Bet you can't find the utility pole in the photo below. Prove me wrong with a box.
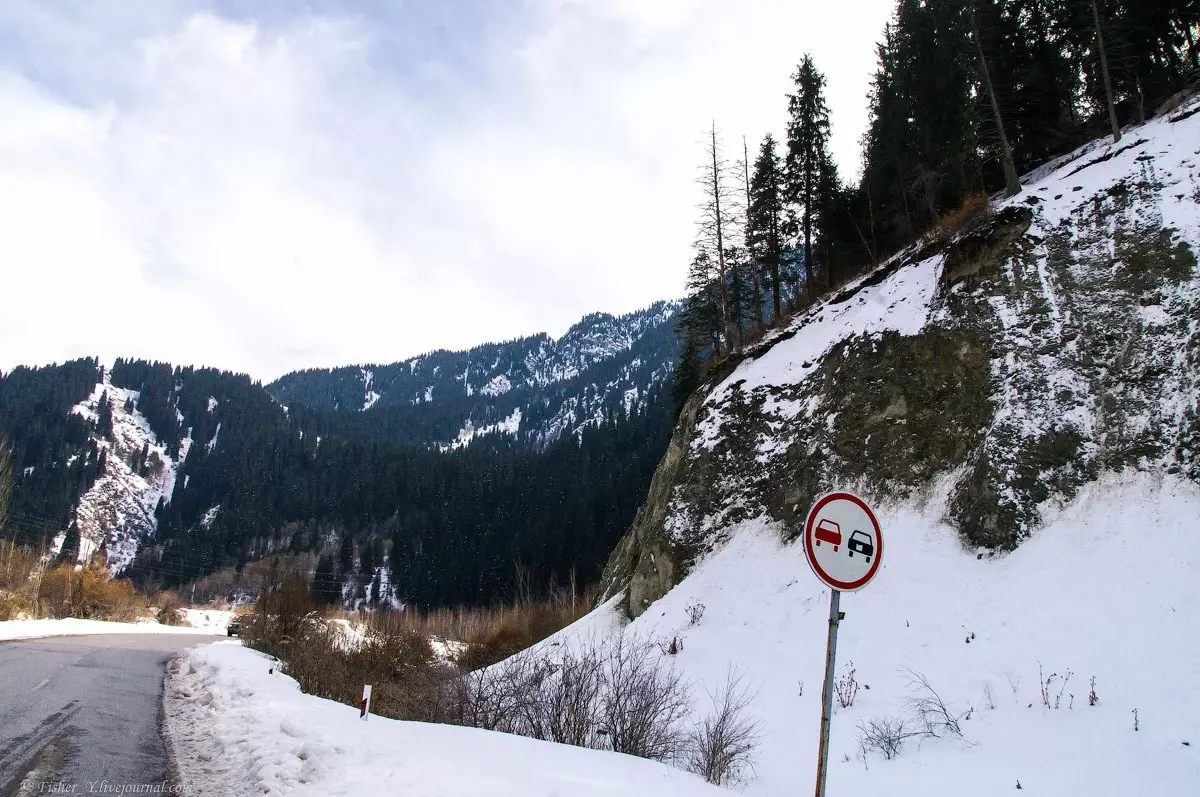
[971,5,1021,197]
[1092,0,1122,142]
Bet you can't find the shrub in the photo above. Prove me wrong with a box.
[834,662,859,708]
[858,717,916,760]
[903,668,964,738]
[599,636,693,761]
[684,670,761,786]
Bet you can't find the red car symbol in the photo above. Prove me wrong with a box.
[815,519,842,552]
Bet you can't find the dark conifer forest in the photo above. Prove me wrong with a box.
[678,0,1200,381]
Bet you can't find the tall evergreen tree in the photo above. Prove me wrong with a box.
[785,55,836,301]
[748,134,786,323]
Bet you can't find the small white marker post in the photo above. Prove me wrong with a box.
[360,684,372,721]
[803,492,884,797]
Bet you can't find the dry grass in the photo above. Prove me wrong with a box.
[930,192,992,248]
[368,583,600,670]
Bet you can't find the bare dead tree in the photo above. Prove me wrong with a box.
[697,122,735,354]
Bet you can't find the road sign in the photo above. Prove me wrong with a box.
[804,491,883,592]
[803,491,884,797]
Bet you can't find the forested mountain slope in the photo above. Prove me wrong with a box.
[0,302,681,607]
[269,301,681,450]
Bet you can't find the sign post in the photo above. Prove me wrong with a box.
[803,492,883,797]
[361,684,372,721]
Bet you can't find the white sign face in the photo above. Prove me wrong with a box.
[803,492,883,591]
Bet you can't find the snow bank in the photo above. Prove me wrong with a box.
[165,642,725,797]
[179,608,237,631]
[579,472,1200,796]
[0,617,225,641]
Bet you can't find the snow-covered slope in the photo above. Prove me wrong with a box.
[578,106,1200,794]
[570,472,1200,796]
[58,379,189,572]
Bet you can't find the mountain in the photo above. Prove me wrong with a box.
[569,104,1200,795]
[269,300,682,451]
[0,301,682,607]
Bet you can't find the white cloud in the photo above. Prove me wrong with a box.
[0,1,894,381]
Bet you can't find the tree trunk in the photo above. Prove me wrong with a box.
[971,7,1021,197]
[1092,0,1121,143]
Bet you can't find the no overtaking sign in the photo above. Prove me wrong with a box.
[803,491,883,591]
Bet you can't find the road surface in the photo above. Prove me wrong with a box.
[0,634,220,797]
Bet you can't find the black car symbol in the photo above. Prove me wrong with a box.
[848,530,874,563]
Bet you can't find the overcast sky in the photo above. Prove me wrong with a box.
[0,0,894,382]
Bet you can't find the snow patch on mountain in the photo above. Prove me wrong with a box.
[61,379,187,573]
[481,374,512,396]
[440,408,523,452]
[361,368,380,410]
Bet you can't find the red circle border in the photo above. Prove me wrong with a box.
[803,491,883,591]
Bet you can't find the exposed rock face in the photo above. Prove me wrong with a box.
[603,118,1200,619]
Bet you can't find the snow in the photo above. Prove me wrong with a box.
[694,254,942,452]
[0,617,225,641]
[439,408,522,451]
[179,608,237,631]
[165,642,725,797]
[206,422,221,453]
[552,472,1200,797]
[360,368,381,410]
[481,373,512,396]
[207,396,219,413]
[200,504,221,529]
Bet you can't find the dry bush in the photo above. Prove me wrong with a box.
[930,192,991,247]
[154,590,186,625]
[903,668,965,738]
[0,543,39,619]
[37,560,148,621]
[600,636,692,762]
[858,716,916,760]
[834,662,859,708]
[684,670,761,786]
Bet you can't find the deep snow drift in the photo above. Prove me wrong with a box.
[165,642,725,797]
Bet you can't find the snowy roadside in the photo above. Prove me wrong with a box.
[164,642,727,797]
[0,616,229,641]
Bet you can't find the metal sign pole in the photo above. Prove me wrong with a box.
[814,588,842,797]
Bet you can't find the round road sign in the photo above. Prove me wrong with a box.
[803,492,883,591]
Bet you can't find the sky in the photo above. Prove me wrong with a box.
[0,0,895,382]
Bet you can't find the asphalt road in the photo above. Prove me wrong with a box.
[0,634,220,797]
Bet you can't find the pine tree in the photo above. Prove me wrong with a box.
[97,391,114,440]
[785,55,836,302]
[748,134,787,323]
